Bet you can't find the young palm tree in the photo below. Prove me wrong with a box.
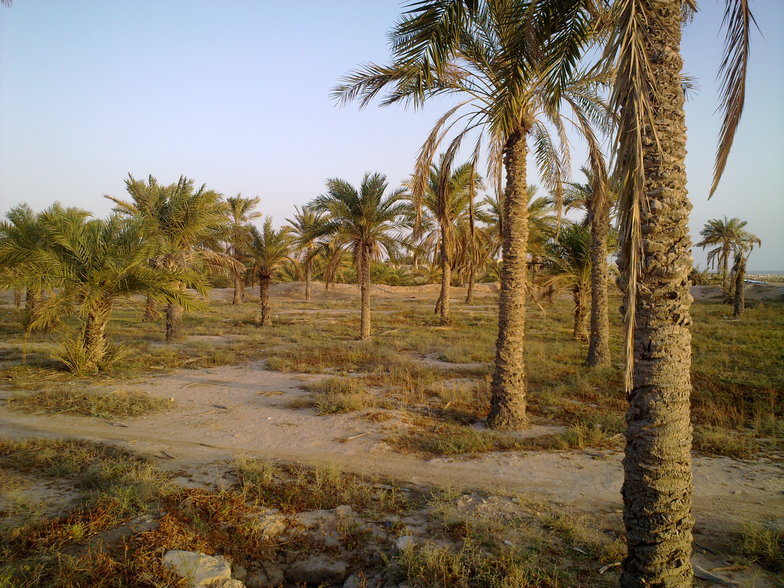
[7,212,199,373]
[540,223,592,340]
[286,206,327,302]
[311,173,407,340]
[334,0,608,428]
[107,175,238,341]
[225,195,262,305]
[606,0,755,584]
[247,218,294,326]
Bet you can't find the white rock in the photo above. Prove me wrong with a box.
[162,550,233,587]
[395,535,417,550]
[253,514,287,539]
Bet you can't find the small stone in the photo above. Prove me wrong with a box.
[254,514,287,539]
[286,555,348,585]
[162,550,233,587]
[395,535,417,550]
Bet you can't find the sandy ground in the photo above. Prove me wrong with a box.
[1,360,781,543]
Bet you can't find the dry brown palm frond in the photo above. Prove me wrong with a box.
[710,0,756,197]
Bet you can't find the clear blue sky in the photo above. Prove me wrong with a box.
[1,1,782,271]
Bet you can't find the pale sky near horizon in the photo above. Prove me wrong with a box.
[1,1,782,271]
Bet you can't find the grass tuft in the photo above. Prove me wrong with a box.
[7,388,170,419]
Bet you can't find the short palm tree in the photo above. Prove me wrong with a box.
[286,206,327,302]
[311,173,407,340]
[225,195,262,304]
[334,0,607,429]
[10,212,199,373]
[540,223,592,340]
[107,175,238,341]
[729,229,761,317]
[248,218,294,326]
[697,216,752,287]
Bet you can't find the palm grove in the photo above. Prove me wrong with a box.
[0,1,763,587]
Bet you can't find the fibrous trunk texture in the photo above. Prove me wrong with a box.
[435,224,451,324]
[587,187,611,366]
[359,246,371,340]
[305,245,313,302]
[733,258,745,316]
[259,277,272,326]
[232,273,244,305]
[572,286,588,341]
[14,289,21,309]
[83,308,109,372]
[142,295,158,322]
[24,287,41,332]
[487,128,529,430]
[620,2,694,585]
[165,302,183,342]
[465,266,475,304]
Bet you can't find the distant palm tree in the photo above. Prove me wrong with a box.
[311,173,407,340]
[730,229,761,317]
[225,195,262,304]
[107,175,238,341]
[286,206,327,302]
[697,216,752,288]
[248,218,293,326]
[540,223,592,340]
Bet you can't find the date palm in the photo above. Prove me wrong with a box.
[606,0,755,583]
[248,218,294,326]
[697,216,751,289]
[225,195,262,304]
[311,173,407,340]
[334,0,609,428]
[107,175,238,341]
[729,229,761,317]
[286,206,327,302]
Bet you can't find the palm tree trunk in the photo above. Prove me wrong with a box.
[24,287,41,332]
[587,191,611,366]
[232,272,243,305]
[359,245,371,340]
[487,127,529,430]
[83,307,110,372]
[305,245,313,302]
[620,2,694,585]
[14,289,21,309]
[436,224,451,324]
[165,302,183,342]
[733,257,746,317]
[259,276,272,326]
[465,266,475,304]
[142,295,158,322]
[572,286,589,341]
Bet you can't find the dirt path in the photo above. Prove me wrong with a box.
[1,361,781,539]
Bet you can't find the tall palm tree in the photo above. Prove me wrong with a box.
[225,195,262,305]
[107,175,238,342]
[286,206,327,302]
[311,173,407,340]
[334,0,608,428]
[540,223,592,340]
[563,166,616,367]
[417,158,483,323]
[247,219,293,326]
[606,0,755,583]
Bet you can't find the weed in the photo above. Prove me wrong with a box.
[7,388,170,419]
[739,524,783,573]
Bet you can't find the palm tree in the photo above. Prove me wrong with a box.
[311,173,407,340]
[540,223,592,340]
[107,175,238,342]
[334,0,608,428]
[563,166,616,367]
[225,195,262,305]
[247,218,293,326]
[417,158,483,323]
[5,212,199,373]
[697,216,752,288]
[606,0,755,583]
[730,229,761,317]
[286,206,327,302]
